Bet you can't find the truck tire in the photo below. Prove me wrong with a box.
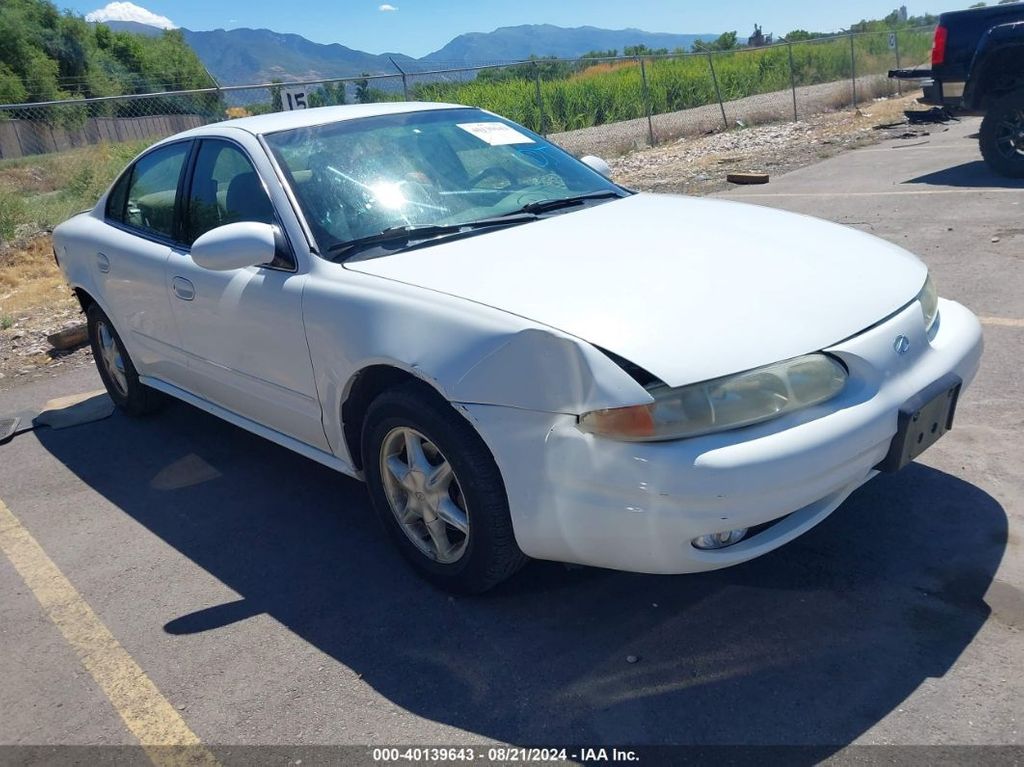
[980,89,1024,178]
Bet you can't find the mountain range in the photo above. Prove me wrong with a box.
[100,21,716,85]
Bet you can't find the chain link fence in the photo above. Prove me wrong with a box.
[0,28,934,163]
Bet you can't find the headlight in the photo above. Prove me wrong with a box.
[918,273,938,332]
[579,354,848,441]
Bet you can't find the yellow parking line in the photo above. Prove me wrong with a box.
[980,316,1024,327]
[0,498,218,767]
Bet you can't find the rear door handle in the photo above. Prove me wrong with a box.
[96,253,110,273]
[172,276,195,301]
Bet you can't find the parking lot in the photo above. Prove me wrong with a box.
[1,116,1021,758]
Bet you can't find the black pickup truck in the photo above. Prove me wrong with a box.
[891,4,1024,177]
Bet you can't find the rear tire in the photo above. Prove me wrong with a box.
[980,89,1024,178]
[361,382,527,594]
[86,304,162,417]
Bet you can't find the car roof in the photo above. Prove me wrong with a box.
[174,101,469,140]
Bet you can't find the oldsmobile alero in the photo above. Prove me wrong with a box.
[52,103,984,592]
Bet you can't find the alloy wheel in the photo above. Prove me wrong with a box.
[379,426,470,564]
[96,319,128,397]
[994,107,1024,160]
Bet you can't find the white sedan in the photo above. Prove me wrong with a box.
[53,103,983,593]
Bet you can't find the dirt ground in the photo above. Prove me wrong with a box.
[610,91,936,195]
[0,91,940,390]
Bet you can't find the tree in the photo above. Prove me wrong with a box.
[354,75,371,103]
[353,74,389,104]
[783,30,816,42]
[579,49,618,60]
[269,78,283,111]
[624,44,668,56]
[692,32,738,53]
[0,0,212,105]
[476,56,573,83]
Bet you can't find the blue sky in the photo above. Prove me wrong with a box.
[72,1,937,57]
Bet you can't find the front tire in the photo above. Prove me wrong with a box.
[361,382,527,593]
[86,304,162,416]
[980,89,1024,178]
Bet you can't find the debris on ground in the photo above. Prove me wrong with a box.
[46,323,88,351]
[612,93,926,196]
[727,172,770,185]
[905,107,957,125]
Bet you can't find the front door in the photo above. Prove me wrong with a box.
[166,138,328,451]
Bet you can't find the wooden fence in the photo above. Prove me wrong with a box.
[0,114,208,160]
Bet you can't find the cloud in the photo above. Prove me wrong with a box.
[85,2,176,29]
[378,4,398,11]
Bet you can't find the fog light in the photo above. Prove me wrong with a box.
[692,528,748,550]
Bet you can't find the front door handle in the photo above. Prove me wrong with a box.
[172,276,195,301]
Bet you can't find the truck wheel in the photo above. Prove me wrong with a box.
[980,90,1024,178]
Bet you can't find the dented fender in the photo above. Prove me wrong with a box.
[449,328,654,413]
[301,263,652,463]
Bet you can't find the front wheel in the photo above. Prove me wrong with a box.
[980,90,1024,178]
[361,382,527,593]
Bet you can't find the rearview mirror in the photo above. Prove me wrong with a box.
[580,155,613,179]
[191,222,278,271]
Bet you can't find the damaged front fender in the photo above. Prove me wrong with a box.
[450,328,655,414]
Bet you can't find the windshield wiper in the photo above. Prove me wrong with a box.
[510,190,626,216]
[328,214,537,260]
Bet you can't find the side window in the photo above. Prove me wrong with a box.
[122,142,190,240]
[105,168,131,223]
[185,140,276,246]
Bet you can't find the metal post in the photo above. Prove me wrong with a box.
[849,33,857,108]
[389,57,409,100]
[894,33,902,96]
[533,62,546,136]
[787,43,798,122]
[638,57,655,146]
[707,53,728,130]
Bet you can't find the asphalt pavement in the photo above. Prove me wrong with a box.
[0,116,1021,760]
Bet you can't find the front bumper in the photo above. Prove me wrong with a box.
[463,299,983,574]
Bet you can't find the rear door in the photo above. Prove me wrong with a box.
[96,140,192,384]
[166,137,328,450]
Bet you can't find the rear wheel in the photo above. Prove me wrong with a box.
[86,304,162,416]
[361,382,527,593]
[980,89,1024,178]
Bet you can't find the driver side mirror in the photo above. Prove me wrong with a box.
[191,222,278,271]
[580,155,613,179]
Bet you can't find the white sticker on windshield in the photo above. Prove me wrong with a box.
[457,122,535,146]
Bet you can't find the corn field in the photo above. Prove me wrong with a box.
[0,27,934,163]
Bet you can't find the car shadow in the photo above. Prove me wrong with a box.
[903,160,1024,189]
[36,399,1007,748]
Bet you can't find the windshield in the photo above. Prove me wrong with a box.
[263,107,624,256]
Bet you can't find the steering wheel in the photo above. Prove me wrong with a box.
[468,166,517,190]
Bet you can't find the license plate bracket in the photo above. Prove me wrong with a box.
[876,373,962,473]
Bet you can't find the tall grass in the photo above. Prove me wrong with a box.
[0,140,148,243]
[413,30,933,134]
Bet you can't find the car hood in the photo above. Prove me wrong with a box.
[345,193,927,388]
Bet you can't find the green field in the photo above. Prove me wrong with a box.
[0,140,148,241]
[410,30,933,134]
